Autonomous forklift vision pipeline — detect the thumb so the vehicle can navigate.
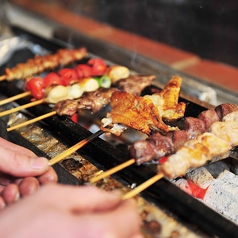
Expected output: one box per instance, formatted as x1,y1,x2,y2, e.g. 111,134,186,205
0,145,50,177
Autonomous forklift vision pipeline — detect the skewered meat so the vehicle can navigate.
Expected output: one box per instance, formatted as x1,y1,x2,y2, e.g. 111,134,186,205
4,47,87,81
130,103,238,165
54,74,155,116
160,110,238,178
115,74,155,96
198,103,238,130
54,88,118,115
101,76,186,135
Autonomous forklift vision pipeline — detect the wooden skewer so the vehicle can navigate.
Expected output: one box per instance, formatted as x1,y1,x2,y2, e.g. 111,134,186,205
122,172,164,200
0,75,6,81
7,111,57,132
90,158,135,183
0,99,45,118
48,129,104,166
0,91,32,106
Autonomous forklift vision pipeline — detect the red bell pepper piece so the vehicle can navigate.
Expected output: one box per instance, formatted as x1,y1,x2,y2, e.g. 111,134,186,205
58,68,78,85
75,64,93,79
25,77,45,100
43,72,64,88
87,58,107,76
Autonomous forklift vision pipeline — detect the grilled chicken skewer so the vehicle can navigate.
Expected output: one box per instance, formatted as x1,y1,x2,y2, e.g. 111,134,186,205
0,47,87,81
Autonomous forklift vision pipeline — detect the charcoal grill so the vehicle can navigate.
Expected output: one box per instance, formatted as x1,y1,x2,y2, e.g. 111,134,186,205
1,25,238,238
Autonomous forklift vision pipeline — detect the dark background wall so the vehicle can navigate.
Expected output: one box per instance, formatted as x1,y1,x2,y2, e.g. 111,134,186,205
57,0,238,68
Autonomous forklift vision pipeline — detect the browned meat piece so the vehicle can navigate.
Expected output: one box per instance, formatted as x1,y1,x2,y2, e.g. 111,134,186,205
159,75,185,121
104,90,175,135
4,47,87,81
130,117,204,165
116,74,155,96
130,132,178,165
76,88,118,113
197,109,219,131
215,103,238,120
184,117,206,139
54,99,79,116
101,76,186,135
54,88,118,116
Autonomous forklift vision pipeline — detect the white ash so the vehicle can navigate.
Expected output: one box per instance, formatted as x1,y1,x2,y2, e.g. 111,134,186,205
172,178,192,195
186,167,214,189
204,170,238,224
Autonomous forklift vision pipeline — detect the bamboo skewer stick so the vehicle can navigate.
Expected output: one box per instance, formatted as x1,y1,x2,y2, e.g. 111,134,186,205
122,172,164,200
0,91,32,106
90,158,135,183
7,111,57,132
0,99,45,118
0,75,6,81
48,129,104,166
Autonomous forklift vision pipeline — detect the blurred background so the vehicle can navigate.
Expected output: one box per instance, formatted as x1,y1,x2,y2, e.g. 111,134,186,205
39,0,238,68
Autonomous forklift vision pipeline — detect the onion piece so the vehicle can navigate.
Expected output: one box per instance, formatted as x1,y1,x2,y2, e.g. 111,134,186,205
80,77,99,92
68,83,84,99
104,66,130,84
45,85,70,104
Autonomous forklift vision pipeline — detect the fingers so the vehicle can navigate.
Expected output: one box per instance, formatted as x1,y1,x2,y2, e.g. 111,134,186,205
0,145,50,177
72,198,142,238
19,177,40,197
0,137,35,157
36,184,122,212
1,184,19,206
0,184,143,238
0,196,5,209
37,167,58,185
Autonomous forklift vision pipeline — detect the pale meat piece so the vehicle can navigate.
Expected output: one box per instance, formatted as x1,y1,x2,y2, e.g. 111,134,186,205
102,76,186,135
160,146,205,179
161,132,232,178
195,132,231,157
210,121,238,147
222,110,238,124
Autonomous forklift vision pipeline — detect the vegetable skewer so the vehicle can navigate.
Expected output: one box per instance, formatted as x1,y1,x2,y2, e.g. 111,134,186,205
0,57,109,106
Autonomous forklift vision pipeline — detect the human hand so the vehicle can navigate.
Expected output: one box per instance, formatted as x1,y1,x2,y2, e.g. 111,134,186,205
0,137,57,208
0,184,144,238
